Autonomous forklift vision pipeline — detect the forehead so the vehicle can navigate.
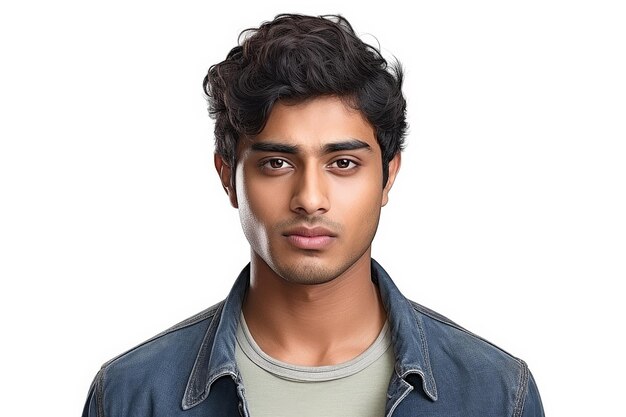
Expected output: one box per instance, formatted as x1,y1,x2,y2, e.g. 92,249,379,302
246,96,378,152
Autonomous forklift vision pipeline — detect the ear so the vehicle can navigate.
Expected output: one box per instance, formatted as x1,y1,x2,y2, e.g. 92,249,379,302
381,153,401,207
214,153,238,208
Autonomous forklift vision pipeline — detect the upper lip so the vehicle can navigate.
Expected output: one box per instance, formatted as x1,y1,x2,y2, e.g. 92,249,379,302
283,226,337,237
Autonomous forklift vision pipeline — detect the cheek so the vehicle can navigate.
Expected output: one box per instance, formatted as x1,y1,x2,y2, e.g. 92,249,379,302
331,174,383,226
236,167,285,236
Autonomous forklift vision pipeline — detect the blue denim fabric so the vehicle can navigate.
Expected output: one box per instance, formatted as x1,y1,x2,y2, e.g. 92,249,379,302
82,260,544,417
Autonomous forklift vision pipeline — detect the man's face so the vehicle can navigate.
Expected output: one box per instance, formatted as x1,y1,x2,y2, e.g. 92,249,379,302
218,96,400,285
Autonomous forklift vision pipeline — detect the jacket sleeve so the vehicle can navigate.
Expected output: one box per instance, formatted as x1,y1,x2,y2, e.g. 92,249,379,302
82,369,103,417
520,370,545,417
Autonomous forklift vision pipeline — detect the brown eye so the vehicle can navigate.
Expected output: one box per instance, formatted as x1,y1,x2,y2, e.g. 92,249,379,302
330,159,357,170
261,158,292,172
336,159,351,169
269,159,284,169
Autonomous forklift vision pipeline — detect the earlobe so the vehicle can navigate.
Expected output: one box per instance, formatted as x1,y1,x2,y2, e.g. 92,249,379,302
381,153,402,207
214,154,238,208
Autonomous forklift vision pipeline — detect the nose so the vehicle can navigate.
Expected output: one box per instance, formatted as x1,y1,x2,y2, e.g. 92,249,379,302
289,164,330,216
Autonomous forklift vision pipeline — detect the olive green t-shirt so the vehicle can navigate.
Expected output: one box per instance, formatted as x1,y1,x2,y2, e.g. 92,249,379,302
235,312,395,417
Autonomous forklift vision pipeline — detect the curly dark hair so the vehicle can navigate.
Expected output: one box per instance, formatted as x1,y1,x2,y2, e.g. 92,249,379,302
203,13,407,187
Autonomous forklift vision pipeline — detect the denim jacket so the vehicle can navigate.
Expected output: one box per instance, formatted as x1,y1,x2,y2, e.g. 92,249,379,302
82,260,544,417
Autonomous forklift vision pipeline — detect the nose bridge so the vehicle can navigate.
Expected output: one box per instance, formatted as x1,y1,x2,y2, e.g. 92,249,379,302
290,160,329,215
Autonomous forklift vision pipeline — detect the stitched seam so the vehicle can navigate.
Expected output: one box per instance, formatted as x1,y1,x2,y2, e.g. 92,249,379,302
386,379,413,417
101,302,221,369
512,359,529,417
183,301,225,406
186,369,236,408
96,368,105,417
207,368,238,389
411,306,437,399
409,300,518,360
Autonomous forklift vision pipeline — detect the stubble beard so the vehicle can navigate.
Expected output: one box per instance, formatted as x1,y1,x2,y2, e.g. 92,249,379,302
273,257,353,285
250,213,380,286
265,234,375,286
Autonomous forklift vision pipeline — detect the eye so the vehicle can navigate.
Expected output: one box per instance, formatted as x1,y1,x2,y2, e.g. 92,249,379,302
269,159,285,169
329,158,358,169
260,158,293,171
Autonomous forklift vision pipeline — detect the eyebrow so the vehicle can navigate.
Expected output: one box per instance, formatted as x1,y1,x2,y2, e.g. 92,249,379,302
250,142,299,154
250,139,371,155
323,139,371,154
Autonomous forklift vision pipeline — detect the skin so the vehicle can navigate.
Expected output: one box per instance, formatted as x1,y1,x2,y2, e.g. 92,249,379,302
215,96,401,366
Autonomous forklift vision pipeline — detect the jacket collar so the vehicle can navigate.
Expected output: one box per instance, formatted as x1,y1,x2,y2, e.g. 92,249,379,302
371,259,438,402
182,259,437,410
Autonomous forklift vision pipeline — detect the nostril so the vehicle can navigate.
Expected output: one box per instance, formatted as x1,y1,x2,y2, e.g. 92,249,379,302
289,178,330,215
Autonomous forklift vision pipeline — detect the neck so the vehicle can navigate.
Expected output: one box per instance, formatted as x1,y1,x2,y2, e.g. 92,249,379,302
242,250,386,366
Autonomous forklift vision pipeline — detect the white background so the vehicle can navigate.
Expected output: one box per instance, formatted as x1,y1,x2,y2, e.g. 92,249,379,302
1,1,624,415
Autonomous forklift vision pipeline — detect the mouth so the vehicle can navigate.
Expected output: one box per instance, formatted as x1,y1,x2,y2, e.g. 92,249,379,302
282,226,337,250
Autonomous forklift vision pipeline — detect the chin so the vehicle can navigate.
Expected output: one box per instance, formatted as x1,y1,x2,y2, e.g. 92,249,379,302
273,252,366,285
273,259,343,285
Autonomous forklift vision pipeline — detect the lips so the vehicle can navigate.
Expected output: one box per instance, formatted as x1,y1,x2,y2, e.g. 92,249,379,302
283,226,337,250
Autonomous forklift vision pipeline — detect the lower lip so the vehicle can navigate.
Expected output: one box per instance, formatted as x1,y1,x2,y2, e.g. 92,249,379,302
286,235,335,250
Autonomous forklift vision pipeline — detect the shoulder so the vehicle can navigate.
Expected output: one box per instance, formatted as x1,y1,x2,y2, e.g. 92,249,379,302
84,302,223,417
408,299,521,367
407,300,543,416
101,301,222,371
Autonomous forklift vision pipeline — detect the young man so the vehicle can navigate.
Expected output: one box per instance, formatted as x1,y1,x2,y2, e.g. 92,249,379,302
83,14,544,417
